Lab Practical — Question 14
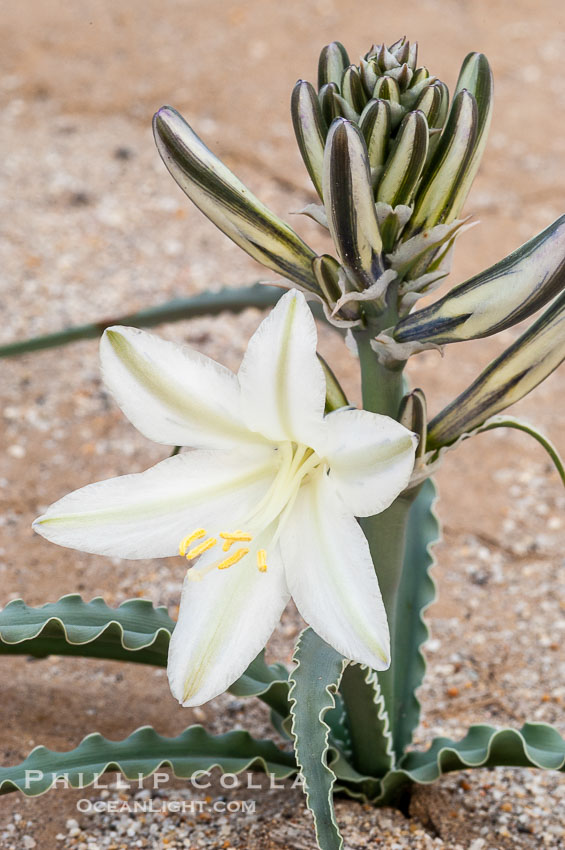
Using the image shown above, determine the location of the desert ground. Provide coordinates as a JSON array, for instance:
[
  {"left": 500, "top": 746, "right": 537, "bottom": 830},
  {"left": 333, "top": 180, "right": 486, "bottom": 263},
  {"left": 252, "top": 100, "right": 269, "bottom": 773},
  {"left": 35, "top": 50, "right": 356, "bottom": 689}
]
[{"left": 0, "top": 0, "right": 564, "bottom": 847}]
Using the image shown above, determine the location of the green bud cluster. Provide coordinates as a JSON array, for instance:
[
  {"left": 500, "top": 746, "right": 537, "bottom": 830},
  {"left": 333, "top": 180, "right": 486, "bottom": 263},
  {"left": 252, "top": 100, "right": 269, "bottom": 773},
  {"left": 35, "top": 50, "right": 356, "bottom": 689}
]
[
  {"left": 291, "top": 38, "right": 493, "bottom": 321},
  {"left": 306, "top": 37, "right": 448, "bottom": 200}
]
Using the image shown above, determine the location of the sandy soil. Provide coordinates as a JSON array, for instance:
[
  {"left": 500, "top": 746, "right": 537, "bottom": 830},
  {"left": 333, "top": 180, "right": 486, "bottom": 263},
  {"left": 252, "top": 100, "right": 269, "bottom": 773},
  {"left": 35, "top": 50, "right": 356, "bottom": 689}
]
[{"left": 0, "top": 1, "right": 564, "bottom": 847}]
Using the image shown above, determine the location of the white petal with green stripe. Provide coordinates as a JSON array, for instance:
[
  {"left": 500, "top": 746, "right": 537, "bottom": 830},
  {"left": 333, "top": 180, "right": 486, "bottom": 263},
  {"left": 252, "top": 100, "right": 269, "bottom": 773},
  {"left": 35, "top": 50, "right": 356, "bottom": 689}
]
[
  {"left": 428, "top": 289, "right": 565, "bottom": 447},
  {"left": 237, "top": 290, "right": 327, "bottom": 445},
  {"left": 395, "top": 215, "right": 565, "bottom": 344},
  {"left": 153, "top": 106, "right": 319, "bottom": 292},
  {"left": 323, "top": 118, "right": 383, "bottom": 290}
]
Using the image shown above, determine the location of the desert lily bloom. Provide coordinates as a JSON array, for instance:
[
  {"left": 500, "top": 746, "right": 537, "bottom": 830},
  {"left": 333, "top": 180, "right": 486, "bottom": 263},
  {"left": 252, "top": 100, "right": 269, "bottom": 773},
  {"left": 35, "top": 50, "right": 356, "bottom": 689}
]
[{"left": 33, "top": 291, "right": 417, "bottom": 706}]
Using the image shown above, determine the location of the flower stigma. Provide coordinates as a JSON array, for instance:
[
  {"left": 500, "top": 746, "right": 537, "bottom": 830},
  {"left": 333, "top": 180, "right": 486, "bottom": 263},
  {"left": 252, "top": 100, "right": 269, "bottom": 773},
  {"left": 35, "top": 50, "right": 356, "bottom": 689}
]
[{"left": 178, "top": 441, "right": 325, "bottom": 581}]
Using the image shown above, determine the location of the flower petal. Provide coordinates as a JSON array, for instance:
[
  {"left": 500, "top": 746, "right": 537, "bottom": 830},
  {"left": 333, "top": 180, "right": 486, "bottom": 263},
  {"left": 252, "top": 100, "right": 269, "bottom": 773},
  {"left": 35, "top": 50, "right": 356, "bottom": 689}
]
[
  {"left": 100, "top": 326, "right": 261, "bottom": 451},
  {"left": 282, "top": 471, "right": 390, "bottom": 670},
  {"left": 237, "top": 290, "right": 326, "bottom": 444},
  {"left": 33, "top": 449, "right": 276, "bottom": 558},
  {"left": 317, "top": 408, "right": 417, "bottom": 517},
  {"left": 168, "top": 548, "right": 290, "bottom": 706}
]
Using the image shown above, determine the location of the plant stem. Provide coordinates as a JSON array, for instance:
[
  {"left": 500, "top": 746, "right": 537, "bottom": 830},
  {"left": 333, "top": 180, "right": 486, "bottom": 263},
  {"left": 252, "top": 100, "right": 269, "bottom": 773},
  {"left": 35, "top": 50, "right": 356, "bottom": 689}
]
[
  {"left": 350, "top": 325, "right": 412, "bottom": 763},
  {"left": 354, "top": 328, "right": 404, "bottom": 418}
]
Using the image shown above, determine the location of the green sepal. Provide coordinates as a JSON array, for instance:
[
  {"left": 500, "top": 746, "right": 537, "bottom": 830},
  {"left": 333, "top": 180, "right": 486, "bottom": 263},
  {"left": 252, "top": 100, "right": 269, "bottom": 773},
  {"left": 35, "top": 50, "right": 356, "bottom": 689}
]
[
  {"left": 409, "top": 90, "right": 478, "bottom": 232},
  {"left": 289, "top": 628, "right": 347, "bottom": 850},
  {"left": 399, "top": 388, "right": 428, "bottom": 460},
  {"left": 319, "top": 82, "right": 341, "bottom": 125},
  {"left": 318, "top": 41, "right": 350, "bottom": 90},
  {"left": 341, "top": 65, "right": 367, "bottom": 114},
  {"left": 0, "top": 725, "right": 297, "bottom": 797},
  {"left": 359, "top": 98, "right": 391, "bottom": 179},
  {"left": 291, "top": 80, "right": 328, "bottom": 199},
  {"left": 376, "top": 109, "right": 429, "bottom": 207},
  {"left": 446, "top": 52, "right": 494, "bottom": 222},
  {"left": 394, "top": 215, "right": 565, "bottom": 345},
  {"left": 318, "top": 353, "right": 349, "bottom": 412},
  {"left": 153, "top": 107, "right": 319, "bottom": 292},
  {"left": 323, "top": 118, "right": 383, "bottom": 291}
]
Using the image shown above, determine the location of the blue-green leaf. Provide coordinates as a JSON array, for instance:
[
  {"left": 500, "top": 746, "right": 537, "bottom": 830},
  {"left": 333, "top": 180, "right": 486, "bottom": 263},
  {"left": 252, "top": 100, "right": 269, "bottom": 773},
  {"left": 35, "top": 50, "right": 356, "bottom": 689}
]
[
  {"left": 339, "top": 664, "right": 393, "bottom": 777},
  {"left": 0, "top": 725, "right": 296, "bottom": 797},
  {"left": 0, "top": 284, "right": 282, "bottom": 360},
  {"left": 389, "top": 480, "right": 440, "bottom": 758},
  {"left": 375, "top": 723, "right": 565, "bottom": 805},
  {"left": 289, "top": 628, "right": 347, "bottom": 850},
  {"left": 0, "top": 595, "right": 290, "bottom": 716}
]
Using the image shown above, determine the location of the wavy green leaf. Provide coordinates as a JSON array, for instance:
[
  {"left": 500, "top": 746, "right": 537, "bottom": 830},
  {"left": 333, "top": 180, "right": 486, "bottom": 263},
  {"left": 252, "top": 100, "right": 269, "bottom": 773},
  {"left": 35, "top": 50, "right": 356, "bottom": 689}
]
[
  {"left": 339, "top": 664, "right": 393, "bottom": 777},
  {"left": 389, "top": 479, "right": 439, "bottom": 758},
  {"left": 0, "top": 595, "right": 290, "bottom": 716},
  {"left": 0, "top": 725, "right": 296, "bottom": 797},
  {"left": 289, "top": 628, "right": 347, "bottom": 850},
  {"left": 376, "top": 723, "right": 565, "bottom": 805}
]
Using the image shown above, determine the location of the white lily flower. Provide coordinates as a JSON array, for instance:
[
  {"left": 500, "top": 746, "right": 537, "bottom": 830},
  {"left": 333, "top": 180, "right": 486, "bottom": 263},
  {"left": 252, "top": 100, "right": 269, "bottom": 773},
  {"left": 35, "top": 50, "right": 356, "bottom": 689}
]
[{"left": 33, "top": 291, "right": 417, "bottom": 706}]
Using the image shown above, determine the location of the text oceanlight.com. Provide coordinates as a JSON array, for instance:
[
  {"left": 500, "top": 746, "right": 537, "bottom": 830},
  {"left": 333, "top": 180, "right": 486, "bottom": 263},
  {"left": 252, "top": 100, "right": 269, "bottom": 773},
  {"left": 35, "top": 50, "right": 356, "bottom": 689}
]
[{"left": 76, "top": 798, "right": 258, "bottom": 814}]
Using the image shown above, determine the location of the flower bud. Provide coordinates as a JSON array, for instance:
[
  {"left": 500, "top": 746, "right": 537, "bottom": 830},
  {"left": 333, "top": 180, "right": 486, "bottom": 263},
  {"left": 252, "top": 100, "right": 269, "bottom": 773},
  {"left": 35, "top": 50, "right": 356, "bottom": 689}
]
[
  {"left": 428, "top": 290, "right": 565, "bottom": 448},
  {"left": 318, "top": 41, "right": 350, "bottom": 89}
]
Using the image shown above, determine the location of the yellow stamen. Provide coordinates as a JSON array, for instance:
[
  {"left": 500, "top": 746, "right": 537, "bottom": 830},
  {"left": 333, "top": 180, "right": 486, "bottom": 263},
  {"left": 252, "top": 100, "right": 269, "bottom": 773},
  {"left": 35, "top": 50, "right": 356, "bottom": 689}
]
[
  {"left": 185, "top": 537, "right": 217, "bottom": 560},
  {"left": 178, "top": 528, "right": 206, "bottom": 557},
  {"left": 257, "top": 549, "right": 268, "bottom": 573},
  {"left": 217, "top": 547, "right": 249, "bottom": 570},
  {"left": 220, "top": 530, "right": 253, "bottom": 552},
  {"left": 219, "top": 530, "right": 253, "bottom": 541}
]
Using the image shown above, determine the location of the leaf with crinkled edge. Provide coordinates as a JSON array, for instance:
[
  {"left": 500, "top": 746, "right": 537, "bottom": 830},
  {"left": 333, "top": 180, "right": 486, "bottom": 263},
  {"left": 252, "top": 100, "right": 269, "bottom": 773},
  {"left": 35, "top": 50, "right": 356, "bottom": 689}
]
[
  {"left": 289, "top": 627, "right": 347, "bottom": 850},
  {"left": 0, "top": 595, "right": 290, "bottom": 716},
  {"left": 374, "top": 723, "right": 565, "bottom": 806},
  {"left": 0, "top": 725, "right": 297, "bottom": 797},
  {"left": 339, "top": 663, "right": 394, "bottom": 777},
  {"left": 394, "top": 215, "right": 565, "bottom": 345},
  {"left": 153, "top": 106, "right": 320, "bottom": 293},
  {"left": 389, "top": 479, "right": 439, "bottom": 759}
]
